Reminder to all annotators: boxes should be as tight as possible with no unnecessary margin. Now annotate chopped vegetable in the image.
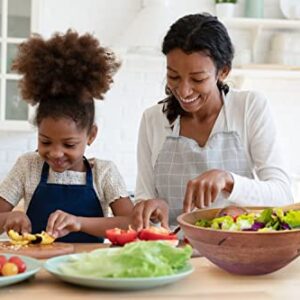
[138,226,178,241]
[7,229,55,245]
[105,228,138,246]
[105,226,178,246]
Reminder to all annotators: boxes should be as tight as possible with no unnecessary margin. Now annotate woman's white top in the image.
[0,152,129,216]
[135,89,293,207]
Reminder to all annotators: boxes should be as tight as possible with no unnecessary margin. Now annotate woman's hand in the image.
[183,169,234,212]
[131,199,169,231]
[46,210,81,239]
[3,211,32,234]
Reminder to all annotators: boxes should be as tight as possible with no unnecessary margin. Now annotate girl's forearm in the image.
[0,199,14,233]
[77,216,131,237]
[0,212,10,233]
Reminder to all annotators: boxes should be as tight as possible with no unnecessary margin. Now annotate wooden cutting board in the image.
[0,242,74,259]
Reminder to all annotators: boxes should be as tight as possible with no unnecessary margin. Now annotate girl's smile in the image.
[38,117,96,172]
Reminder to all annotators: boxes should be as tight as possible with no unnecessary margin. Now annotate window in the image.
[0,0,37,130]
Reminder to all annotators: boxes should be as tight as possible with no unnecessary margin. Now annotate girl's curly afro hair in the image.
[12,29,121,131]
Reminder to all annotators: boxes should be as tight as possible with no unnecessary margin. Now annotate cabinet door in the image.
[0,0,34,129]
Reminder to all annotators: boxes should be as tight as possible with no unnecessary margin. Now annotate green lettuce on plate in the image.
[59,241,192,278]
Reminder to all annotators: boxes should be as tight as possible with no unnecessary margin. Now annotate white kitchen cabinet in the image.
[221,17,300,81]
[0,0,38,131]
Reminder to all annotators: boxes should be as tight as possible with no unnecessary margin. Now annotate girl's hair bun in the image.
[12,29,121,105]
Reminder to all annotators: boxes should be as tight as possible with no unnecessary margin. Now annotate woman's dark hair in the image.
[12,30,120,132]
[160,13,234,123]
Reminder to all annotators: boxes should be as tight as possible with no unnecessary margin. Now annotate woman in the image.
[132,13,293,229]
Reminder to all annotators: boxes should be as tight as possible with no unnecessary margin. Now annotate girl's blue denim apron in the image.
[27,157,104,243]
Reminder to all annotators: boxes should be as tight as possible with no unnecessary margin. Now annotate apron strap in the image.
[40,162,50,183]
[83,157,93,187]
[171,116,181,137]
[221,90,230,132]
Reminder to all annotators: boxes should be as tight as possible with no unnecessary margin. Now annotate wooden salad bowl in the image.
[177,207,300,275]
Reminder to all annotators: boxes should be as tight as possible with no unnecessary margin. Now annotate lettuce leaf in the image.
[256,208,273,224]
[59,241,192,278]
[283,210,300,228]
[236,213,255,230]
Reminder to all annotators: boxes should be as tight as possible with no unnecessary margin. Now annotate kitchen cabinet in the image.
[220,17,300,81]
[0,0,38,131]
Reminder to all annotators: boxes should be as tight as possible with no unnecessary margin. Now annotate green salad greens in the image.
[195,208,300,232]
[59,241,192,278]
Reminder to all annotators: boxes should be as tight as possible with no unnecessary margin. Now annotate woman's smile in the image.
[179,95,199,104]
[177,94,205,112]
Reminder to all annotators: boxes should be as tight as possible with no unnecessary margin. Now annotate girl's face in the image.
[38,117,97,172]
[166,48,229,115]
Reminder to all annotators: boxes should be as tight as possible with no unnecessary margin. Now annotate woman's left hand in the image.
[46,210,81,238]
[183,169,234,212]
[131,199,169,231]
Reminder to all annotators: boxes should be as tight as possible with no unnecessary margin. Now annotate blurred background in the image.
[0,0,299,200]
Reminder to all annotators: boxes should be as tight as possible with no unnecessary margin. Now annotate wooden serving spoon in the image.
[216,202,300,218]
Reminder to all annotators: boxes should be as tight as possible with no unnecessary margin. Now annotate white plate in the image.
[44,251,194,290]
[0,253,41,287]
[280,0,300,19]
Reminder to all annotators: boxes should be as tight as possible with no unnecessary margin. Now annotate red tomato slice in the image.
[8,256,26,273]
[105,228,138,246]
[138,226,178,241]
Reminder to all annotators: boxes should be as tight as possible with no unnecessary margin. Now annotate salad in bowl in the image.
[195,207,300,232]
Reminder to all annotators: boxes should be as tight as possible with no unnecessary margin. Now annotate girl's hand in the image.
[46,210,81,239]
[131,199,169,231]
[183,169,234,213]
[3,211,32,234]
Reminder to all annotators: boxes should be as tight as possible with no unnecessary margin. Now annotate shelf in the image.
[0,120,35,131]
[221,17,300,30]
[220,17,300,75]
[230,64,300,79]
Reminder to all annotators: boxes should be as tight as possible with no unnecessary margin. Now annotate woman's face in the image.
[38,117,97,172]
[166,48,227,114]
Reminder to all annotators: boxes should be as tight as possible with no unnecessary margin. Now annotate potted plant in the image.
[215,0,238,18]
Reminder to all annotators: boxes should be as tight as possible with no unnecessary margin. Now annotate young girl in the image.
[0,30,134,243]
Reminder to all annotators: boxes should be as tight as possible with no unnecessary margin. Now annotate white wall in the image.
[1,0,300,199]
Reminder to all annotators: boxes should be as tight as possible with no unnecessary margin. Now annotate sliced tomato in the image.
[105,228,138,246]
[138,226,177,241]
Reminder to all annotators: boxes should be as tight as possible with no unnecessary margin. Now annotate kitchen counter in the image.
[0,243,298,300]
